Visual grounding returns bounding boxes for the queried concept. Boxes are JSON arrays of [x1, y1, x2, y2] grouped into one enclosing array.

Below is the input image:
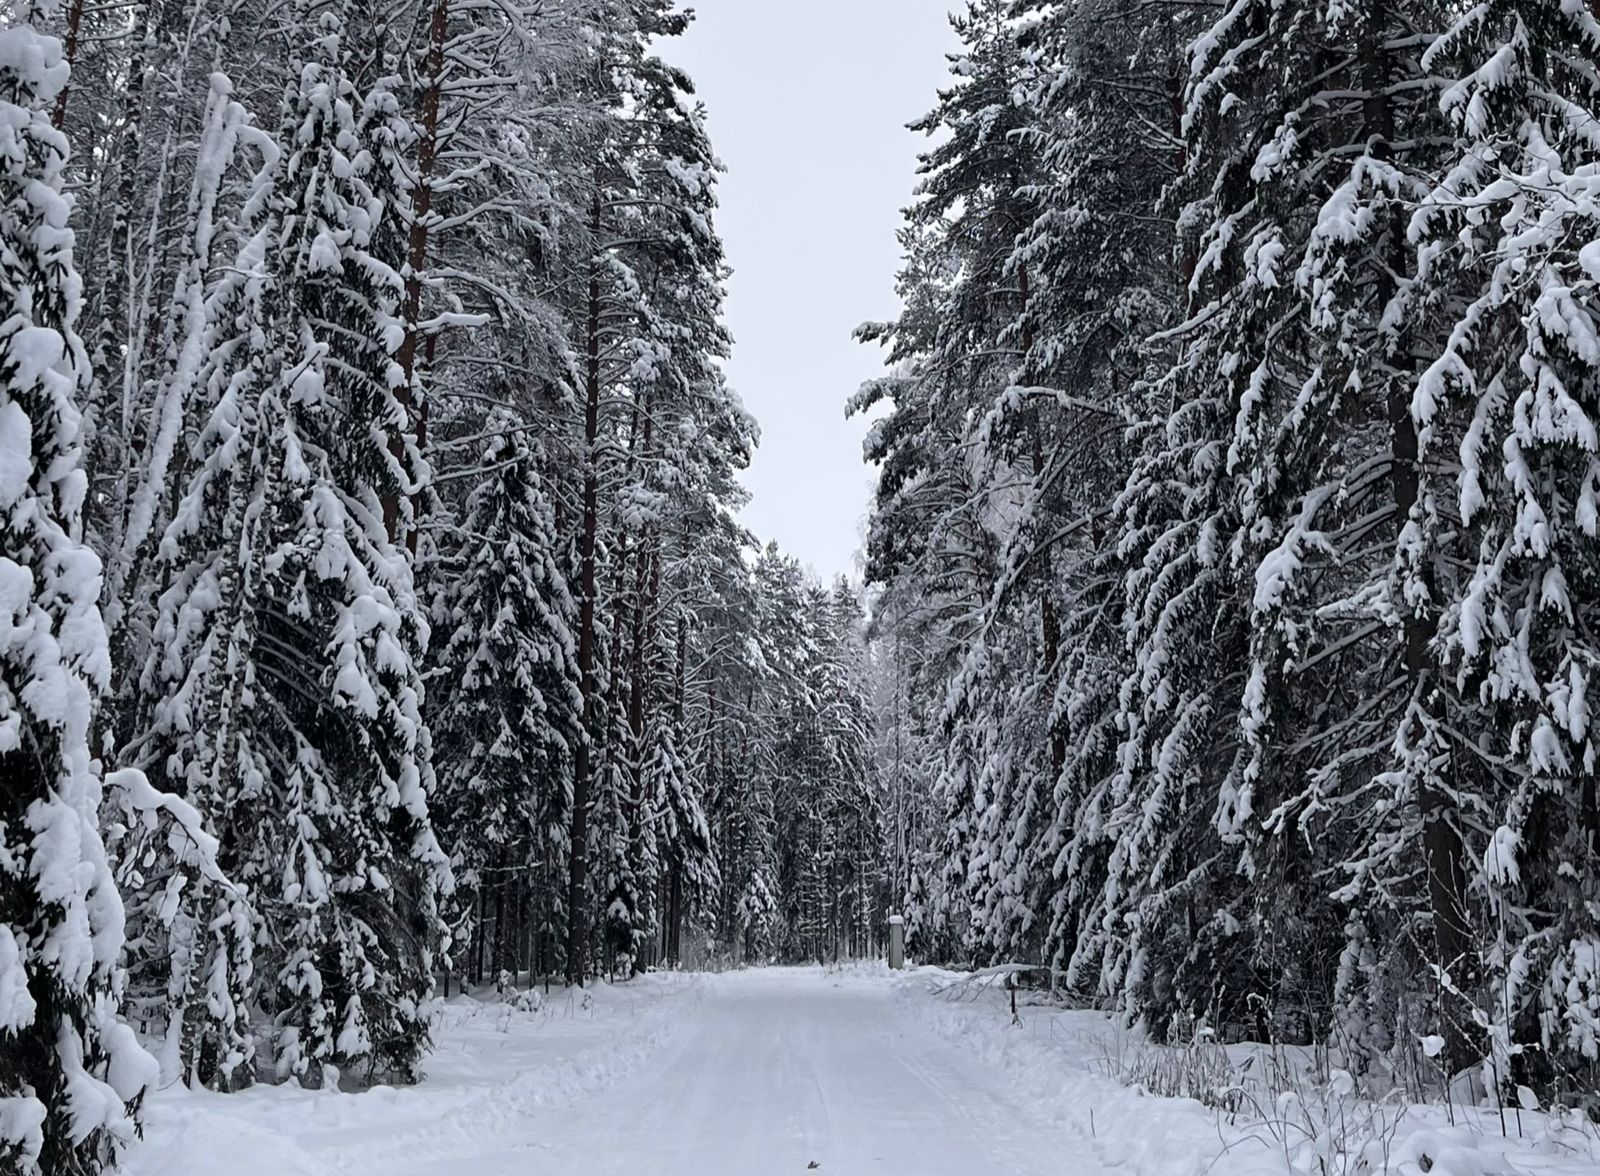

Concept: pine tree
[[646, 710, 717, 966], [136, 8, 450, 1084], [1408, 0, 1600, 1080], [428, 422, 582, 985], [593, 707, 644, 976], [101, 768, 254, 1089], [556, 0, 739, 981], [850, 2, 1047, 965], [99, 74, 272, 651], [0, 17, 156, 1169], [858, 0, 1600, 1098]]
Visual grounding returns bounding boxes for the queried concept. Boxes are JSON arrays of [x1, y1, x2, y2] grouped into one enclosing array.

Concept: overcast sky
[[663, 2, 959, 581]]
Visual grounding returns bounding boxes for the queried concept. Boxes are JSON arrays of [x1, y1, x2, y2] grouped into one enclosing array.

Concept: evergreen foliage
[[865, 0, 1600, 1102]]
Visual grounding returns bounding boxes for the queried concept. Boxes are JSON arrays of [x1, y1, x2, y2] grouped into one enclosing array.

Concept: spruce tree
[[0, 17, 156, 1169], [137, 7, 450, 1084], [428, 422, 582, 984], [1409, 0, 1600, 1079]]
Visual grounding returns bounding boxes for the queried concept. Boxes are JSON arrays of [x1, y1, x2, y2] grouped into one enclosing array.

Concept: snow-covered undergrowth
[[890, 967, 1599, 1176], [122, 973, 701, 1176]]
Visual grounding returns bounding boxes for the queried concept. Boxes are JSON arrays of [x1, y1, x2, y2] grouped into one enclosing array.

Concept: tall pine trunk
[[51, 0, 86, 127], [94, 0, 152, 479], [565, 190, 605, 985], [387, 0, 449, 549], [1361, 3, 1477, 1073], [1018, 263, 1064, 782]]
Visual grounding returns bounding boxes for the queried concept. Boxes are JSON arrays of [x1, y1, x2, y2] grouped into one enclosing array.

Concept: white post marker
[[888, 914, 905, 970]]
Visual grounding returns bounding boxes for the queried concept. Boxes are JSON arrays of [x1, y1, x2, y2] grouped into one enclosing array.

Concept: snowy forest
[[865, 0, 1600, 1122], [5, 0, 1600, 1171], [1, 0, 887, 1169]]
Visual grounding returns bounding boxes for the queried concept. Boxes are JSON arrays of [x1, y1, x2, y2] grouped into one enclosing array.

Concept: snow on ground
[[124, 972, 702, 1176], [889, 965, 1600, 1176], [122, 965, 1600, 1176], [518, 965, 1108, 1175]]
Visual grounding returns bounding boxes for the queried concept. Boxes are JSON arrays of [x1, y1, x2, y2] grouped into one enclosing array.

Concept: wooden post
[[888, 914, 905, 971]]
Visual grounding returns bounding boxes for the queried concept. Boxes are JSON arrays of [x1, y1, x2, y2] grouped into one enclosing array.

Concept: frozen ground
[[123, 965, 1599, 1176], [892, 967, 1600, 1176], [124, 973, 702, 1176]]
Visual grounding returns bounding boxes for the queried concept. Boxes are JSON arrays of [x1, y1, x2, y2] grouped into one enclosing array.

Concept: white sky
[[663, 2, 960, 580]]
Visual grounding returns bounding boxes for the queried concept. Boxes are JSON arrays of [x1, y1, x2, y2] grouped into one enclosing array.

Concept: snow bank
[[887, 966, 1599, 1176], [123, 973, 701, 1176]]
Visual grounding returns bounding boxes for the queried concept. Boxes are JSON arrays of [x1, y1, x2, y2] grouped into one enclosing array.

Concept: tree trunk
[[624, 526, 660, 974], [472, 891, 486, 985], [1018, 263, 1065, 781], [386, 0, 450, 549], [1361, 3, 1477, 1074], [95, 1, 152, 444], [492, 864, 508, 979], [565, 190, 605, 986], [51, 0, 87, 127], [666, 861, 683, 967]]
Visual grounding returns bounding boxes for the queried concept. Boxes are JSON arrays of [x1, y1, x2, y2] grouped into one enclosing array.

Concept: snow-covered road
[[518, 967, 1095, 1175], [127, 966, 1100, 1176]]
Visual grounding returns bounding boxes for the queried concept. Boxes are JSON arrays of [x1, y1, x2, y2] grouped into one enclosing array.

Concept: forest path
[[495, 966, 1101, 1176], [127, 967, 1113, 1176]]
